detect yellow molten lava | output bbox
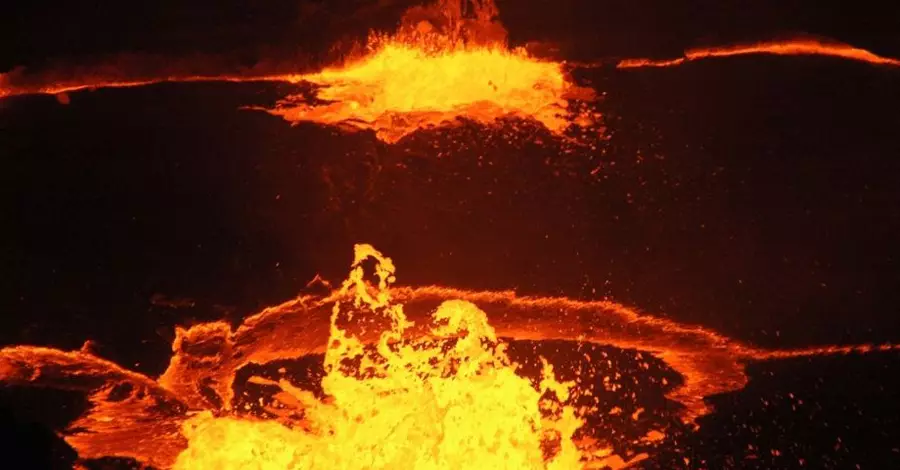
[1,246,897,468]
[172,244,584,470]
[266,38,592,143]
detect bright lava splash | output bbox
[170,244,584,470]
[2,245,897,469]
[263,37,593,144]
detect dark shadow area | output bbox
[0,387,83,469]
[645,352,900,468]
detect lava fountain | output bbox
[2,244,896,469]
[172,244,584,470]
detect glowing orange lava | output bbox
[617,38,900,69]
[0,72,304,99]
[264,38,591,143]
[3,3,899,467]
[2,244,896,469]
[172,244,585,470]
[0,0,595,144]
[259,0,595,143]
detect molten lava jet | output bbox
[172,244,585,470]
[2,245,897,469]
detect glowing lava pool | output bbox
[4,1,900,469]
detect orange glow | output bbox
[265,38,591,143]
[1,0,594,144]
[171,244,584,470]
[615,58,686,69]
[2,244,897,468]
[263,0,593,143]
[0,71,303,99]
[3,3,899,466]
[617,38,900,69]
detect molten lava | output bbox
[172,245,583,470]
[2,244,896,469]
[3,2,900,468]
[256,0,596,143]
[617,38,900,69]
[264,38,590,143]
[0,0,595,144]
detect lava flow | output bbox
[2,244,897,469]
[617,38,900,69]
